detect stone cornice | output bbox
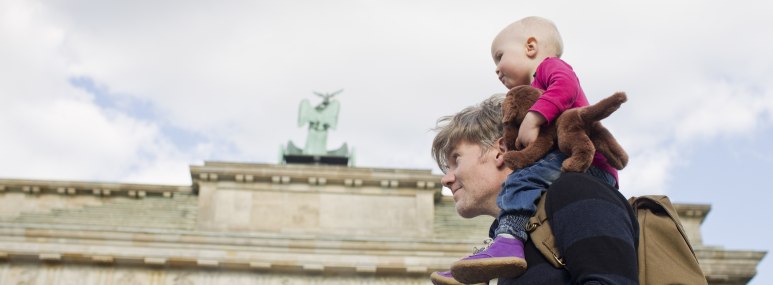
[674,203,711,224]
[0,178,191,198]
[190,161,442,191]
[696,247,767,284]
[0,162,445,198]
[0,222,469,275]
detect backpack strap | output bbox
[527,192,564,268]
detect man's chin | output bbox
[454,205,479,218]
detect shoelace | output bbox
[472,238,494,254]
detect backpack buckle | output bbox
[553,253,566,267]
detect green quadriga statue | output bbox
[282,90,351,165]
[299,90,342,155]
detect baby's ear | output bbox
[526,37,538,57]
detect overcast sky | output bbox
[1,0,771,283]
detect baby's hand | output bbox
[515,125,539,150]
[515,111,546,150]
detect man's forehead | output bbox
[448,140,482,155]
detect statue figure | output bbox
[298,90,342,155]
[282,90,352,166]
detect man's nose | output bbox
[441,172,454,188]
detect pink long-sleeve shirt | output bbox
[529,57,618,183]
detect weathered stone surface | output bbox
[0,162,765,284]
[0,263,432,285]
[194,163,438,238]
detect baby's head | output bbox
[491,16,564,88]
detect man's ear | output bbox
[495,137,508,167]
[526,37,538,58]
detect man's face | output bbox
[491,32,532,89]
[440,141,505,218]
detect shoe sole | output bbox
[429,272,464,285]
[429,272,488,285]
[450,257,527,284]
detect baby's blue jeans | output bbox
[495,149,616,240]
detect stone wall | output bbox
[0,263,429,285]
[0,162,765,284]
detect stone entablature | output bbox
[0,178,191,198]
[191,162,441,191]
[192,162,444,238]
[697,248,766,285]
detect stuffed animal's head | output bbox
[502,85,542,126]
[502,86,542,151]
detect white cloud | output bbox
[0,0,200,184]
[0,92,197,184]
[618,148,682,197]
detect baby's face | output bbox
[491,33,532,89]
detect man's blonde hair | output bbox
[431,94,505,172]
[508,16,564,58]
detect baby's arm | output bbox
[515,111,547,149]
[518,59,582,149]
[530,58,583,125]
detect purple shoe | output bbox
[450,236,527,284]
[430,270,487,285]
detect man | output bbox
[430,94,639,284]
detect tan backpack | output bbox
[528,194,707,285]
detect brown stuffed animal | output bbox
[502,85,629,172]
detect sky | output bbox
[1,0,771,283]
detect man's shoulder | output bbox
[552,172,613,191]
